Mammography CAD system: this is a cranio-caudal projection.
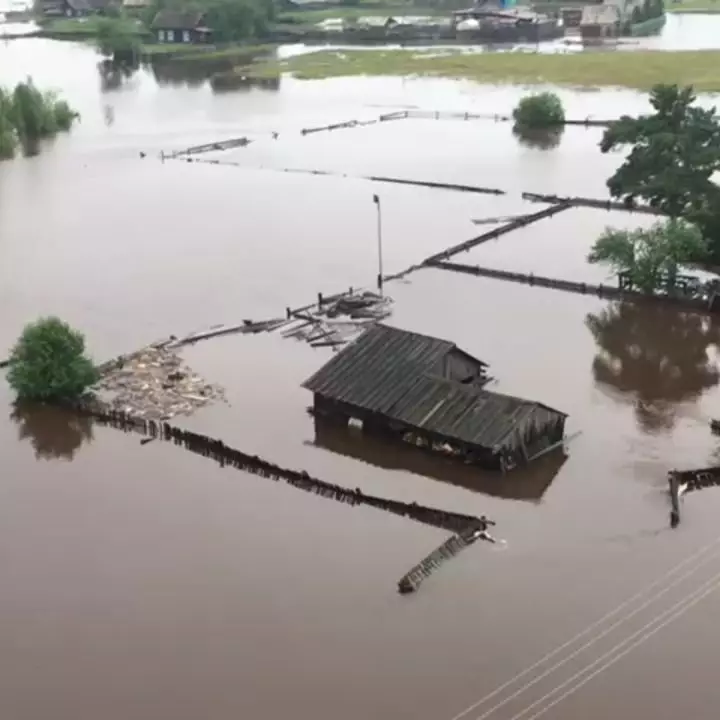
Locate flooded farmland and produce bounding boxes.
[3,32,720,720]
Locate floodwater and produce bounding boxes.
[3,37,720,720]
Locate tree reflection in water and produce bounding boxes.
[586,302,720,432]
[11,402,94,461]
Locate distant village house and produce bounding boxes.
[41,0,116,17]
[150,10,211,44]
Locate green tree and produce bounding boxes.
[587,219,707,293]
[512,92,565,132]
[204,0,272,41]
[9,79,79,154]
[7,317,99,403]
[0,87,16,159]
[95,17,142,62]
[600,84,720,253]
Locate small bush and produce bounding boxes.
[7,317,99,403]
[512,92,565,132]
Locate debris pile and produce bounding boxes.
[94,345,225,420]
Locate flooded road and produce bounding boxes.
[2,37,720,720]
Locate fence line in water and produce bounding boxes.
[426,260,720,314]
[166,155,667,221]
[166,109,615,157]
[70,400,493,592]
[423,202,572,264]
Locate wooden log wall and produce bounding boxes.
[70,399,489,537]
[427,260,718,314]
[397,522,492,594]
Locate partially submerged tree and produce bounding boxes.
[587,219,707,294]
[600,83,720,259]
[7,317,98,403]
[0,79,79,158]
[512,92,565,132]
[95,17,142,65]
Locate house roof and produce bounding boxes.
[303,324,565,452]
[151,10,205,30]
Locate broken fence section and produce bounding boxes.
[398,522,497,594]
[423,202,572,265]
[69,400,492,592]
[668,466,720,527]
[522,192,665,216]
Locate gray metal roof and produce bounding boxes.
[151,10,206,30]
[303,324,566,451]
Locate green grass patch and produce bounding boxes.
[40,16,145,37]
[668,0,720,11]
[267,49,720,92]
[277,3,445,24]
[141,42,275,61]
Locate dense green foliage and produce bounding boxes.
[7,318,98,403]
[512,92,565,132]
[0,79,78,159]
[631,0,665,23]
[598,83,720,265]
[95,17,143,61]
[587,220,707,293]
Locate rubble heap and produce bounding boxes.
[93,345,225,421]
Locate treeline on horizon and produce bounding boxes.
[0,79,78,160]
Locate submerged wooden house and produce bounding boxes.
[302,324,567,472]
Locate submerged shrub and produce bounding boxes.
[7,317,99,403]
[512,92,566,132]
[0,87,16,159]
[0,79,78,159]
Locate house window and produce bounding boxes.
[158,30,165,42]
[183,30,190,43]
[166,29,175,42]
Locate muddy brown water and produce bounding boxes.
[3,38,720,720]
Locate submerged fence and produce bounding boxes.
[427,260,720,314]
[69,399,493,592]
[423,202,572,264]
[166,109,616,158]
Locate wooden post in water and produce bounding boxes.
[374,193,384,295]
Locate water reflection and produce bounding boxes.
[586,303,720,432]
[98,58,138,93]
[11,402,94,461]
[149,58,281,93]
[311,419,567,502]
[512,126,564,151]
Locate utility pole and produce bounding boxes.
[373,194,383,295]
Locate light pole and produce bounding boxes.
[373,193,383,295]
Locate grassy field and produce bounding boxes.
[141,43,275,61]
[40,16,145,37]
[278,5,446,24]
[668,0,720,11]
[267,49,720,91]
